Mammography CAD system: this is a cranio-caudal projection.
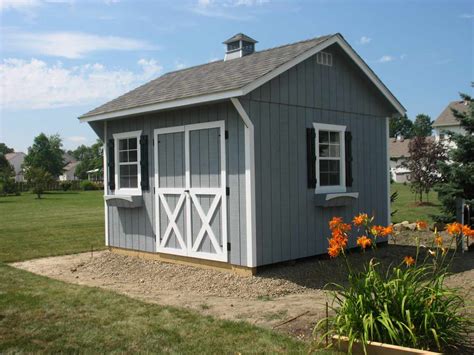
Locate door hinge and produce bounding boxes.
[227,242,231,251]
[225,130,229,140]
[226,187,230,196]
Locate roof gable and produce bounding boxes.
[433,101,468,127]
[80,33,405,122]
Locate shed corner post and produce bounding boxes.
[230,97,257,268]
[103,120,109,246]
[386,116,391,226]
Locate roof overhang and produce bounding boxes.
[79,34,405,123]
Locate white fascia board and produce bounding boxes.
[79,88,244,123]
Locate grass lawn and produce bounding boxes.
[391,183,442,224]
[0,190,317,352]
[0,263,305,353]
[0,191,105,262]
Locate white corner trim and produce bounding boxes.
[103,120,109,246]
[79,35,405,123]
[325,192,359,201]
[231,98,256,268]
[386,117,391,225]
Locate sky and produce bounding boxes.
[0,0,472,153]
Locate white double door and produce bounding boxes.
[154,121,228,262]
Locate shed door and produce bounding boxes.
[155,121,227,262]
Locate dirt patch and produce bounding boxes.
[11,230,474,341]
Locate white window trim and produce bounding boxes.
[313,122,346,194]
[113,130,142,196]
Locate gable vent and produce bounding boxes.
[316,52,333,66]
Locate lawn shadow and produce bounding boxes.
[256,243,474,291]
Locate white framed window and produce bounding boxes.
[113,130,142,195]
[313,123,346,194]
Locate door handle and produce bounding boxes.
[184,189,190,193]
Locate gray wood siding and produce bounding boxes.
[104,102,247,266]
[243,43,392,266]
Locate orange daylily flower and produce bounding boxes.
[404,256,415,266]
[381,225,393,236]
[353,213,369,227]
[462,225,474,238]
[329,217,344,230]
[446,222,463,236]
[370,225,385,237]
[327,217,351,258]
[434,235,443,247]
[356,235,372,249]
[416,220,428,230]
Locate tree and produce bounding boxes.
[436,92,474,222]
[389,114,413,138]
[412,114,433,137]
[71,140,103,180]
[403,136,446,203]
[0,153,15,194]
[0,143,14,155]
[24,133,65,178]
[24,167,54,199]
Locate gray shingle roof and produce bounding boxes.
[433,101,468,127]
[81,34,333,118]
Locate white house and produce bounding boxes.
[433,100,468,141]
[389,137,411,183]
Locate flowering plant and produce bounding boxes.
[315,214,473,354]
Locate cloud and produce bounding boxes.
[192,0,269,19]
[0,0,41,12]
[3,30,157,59]
[0,58,163,110]
[377,55,395,63]
[358,36,372,45]
[459,13,474,19]
[67,136,87,143]
[175,61,187,70]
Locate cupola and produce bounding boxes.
[223,33,257,61]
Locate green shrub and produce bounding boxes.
[24,167,54,199]
[60,181,73,191]
[315,216,473,353]
[80,180,98,191]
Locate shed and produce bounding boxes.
[79,33,405,274]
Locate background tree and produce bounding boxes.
[24,133,65,178]
[0,143,14,155]
[436,92,474,222]
[412,114,433,137]
[0,152,16,194]
[71,140,103,180]
[403,136,446,203]
[389,114,413,138]
[24,167,54,199]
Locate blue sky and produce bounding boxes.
[0,0,472,152]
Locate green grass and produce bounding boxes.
[0,191,105,262]
[391,183,442,224]
[0,263,305,353]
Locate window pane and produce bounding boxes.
[128,138,137,150]
[319,131,329,143]
[329,145,340,158]
[119,151,128,163]
[120,176,129,188]
[329,160,340,173]
[330,132,340,144]
[329,172,340,185]
[319,144,329,157]
[120,165,130,177]
[129,150,137,162]
[129,164,138,176]
[129,176,138,188]
[320,160,329,172]
[119,139,128,151]
[320,173,330,186]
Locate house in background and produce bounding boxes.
[389,137,412,183]
[79,33,405,273]
[433,100,468,141]
[5,152,26,182]
[59,160,80,181]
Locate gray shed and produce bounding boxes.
[80,33,405,274]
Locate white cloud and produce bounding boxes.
[3,30,157,59]
[175,61,187,70]
[377,55,395,63]
[358,36,371,45]
[67,136,87,143]
[0,58,163,110]
[0,0,41,12]
[192,0,269,19]
[459,13,474,19]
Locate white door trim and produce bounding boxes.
[230,98,257,267]
[154,121,228,262]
